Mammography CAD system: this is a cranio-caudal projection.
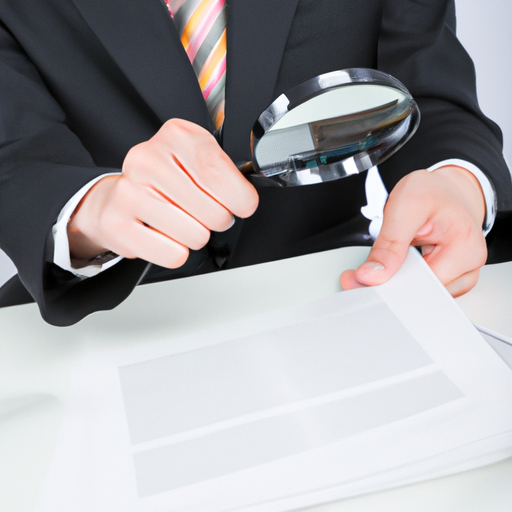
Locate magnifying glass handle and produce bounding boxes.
[238,161,254,176]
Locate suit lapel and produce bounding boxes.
[223,0,300,161]
[70,0,299,153]
[70,0,212,128]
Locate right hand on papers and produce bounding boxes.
[340,166,488,297]
[67,119,259,269]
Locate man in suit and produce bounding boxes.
[0,0,510,325]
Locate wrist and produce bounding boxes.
[67,176,116,263]
[427,160,496,235]
[427,165,486,229]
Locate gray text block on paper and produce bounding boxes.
[119,293,433,445]
[133,372,462,497]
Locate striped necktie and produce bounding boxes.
[165,0,227,130]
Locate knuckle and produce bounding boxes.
[194,148,228,180]
[394,169,425,190]
[161,118,185,138]
[123,143,153,179]
[372,237,403,259]
[124,143,144,167]
[109,179,141,216]
[161,118,208,141]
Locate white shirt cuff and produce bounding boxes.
[52,173,123,278]
[427,159,497,236]
[52,160,497,278]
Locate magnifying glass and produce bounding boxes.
[239,68,420,186]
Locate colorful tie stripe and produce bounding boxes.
[166,0,226,129]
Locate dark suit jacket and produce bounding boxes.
[0,0,510,325]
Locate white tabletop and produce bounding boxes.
[1,247,511,512]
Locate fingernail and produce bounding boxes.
[362,261,385,272]
[416,221,433,238]
[421,244,435,257]
[228,215,235,229]
[219,216,235,232]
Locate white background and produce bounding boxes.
[456,0,512,166]
[0,0,510,286]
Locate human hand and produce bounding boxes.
[340,166,488,297]
[68,119,259,269]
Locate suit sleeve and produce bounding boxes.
[376,0,512,212]
[0,19,149,325]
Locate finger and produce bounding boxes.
[124,141,236,232]
[134,194,211,251]
[420,244,435,257]
[420,232,487,287]
[146,168,235,233]
[339,269,367,291]
[110,220,191,269]
[352,189,431,287]
[415,221,434,239]
[155,119,259,219]
[445,268,480,297]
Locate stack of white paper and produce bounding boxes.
[35,249,512,512]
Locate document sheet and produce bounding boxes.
[35,249,512,512]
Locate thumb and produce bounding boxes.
[339,234,410,291]
[341,201,432,290]
[351,235,410,287]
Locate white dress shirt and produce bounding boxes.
[52,159,497,278]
